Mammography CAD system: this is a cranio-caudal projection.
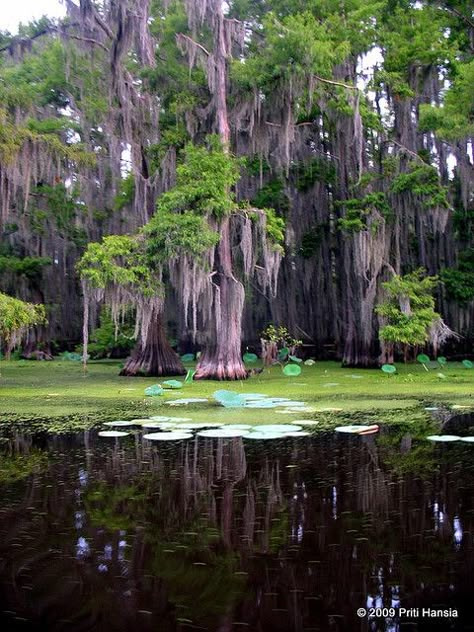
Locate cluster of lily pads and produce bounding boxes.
[212,390,316,413]
[98,417,315,441]
[426,435,474,443]
[381,355,473,376]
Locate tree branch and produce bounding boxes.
[314,75,358,90]
[176,33,210,57]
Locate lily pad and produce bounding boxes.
[292,420,319,426]
[426,435,461,442]
[162,380,183,389]
[143,432,193,441]
[335,425,372,434]
[98,431,130,438]
[284,431,311,437]
[254,424,303,433]
[213,390,245,408]
[417,353,430,364]
[244,401,278,409]
[304,359,316,366]
[462,359,473,369]
[223,424,252,430]
[197,429,250,438]
[381,364,396,374]
[243,352,258,363]
[166,398,208,404]
[437,356,447,365]
[144,384,164,397]
[181,353,195,362]
[240,393,267,400]
[283,364,302,377]
[245,432,286,440]
[178,422,224,429]
[278,347,289,360]
[141,422,180,429]
[103,420,137,427]
[288,355,302,363]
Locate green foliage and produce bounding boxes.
[261,207,285,247]
[29,183,89,246]
[0,292,46,350]
[0,256,51,279]
[441,249,474,305]
[243,155,271,177]
[252,179,290,215]
[291,158,336,191]
[337,192,391,233]
[391,164,450,209]
[76,309,135,359]
[145,209,219,262]
[232,11,350,91]
[376,269,439,347]
[419,60,474,141]
[78,235,159,295]
[261,324,301,349]
[113,174,135,211]
[156,137,240,219]
[300,224,325,258]
[146,126,188,174]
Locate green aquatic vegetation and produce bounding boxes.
[0,360,472,433]
[0,450,48,484]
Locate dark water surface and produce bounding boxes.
[0,429,473,632]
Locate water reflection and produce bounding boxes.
[0,430,473,631]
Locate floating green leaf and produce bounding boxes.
[462,359,473,369]
[417,353,430,364]
[437,356,447,365]
[243,352,258,363]
[381,364,396,374]
[283,364,301,376]
[162,380,183,389]
[213,390,245,408]
[335,425,372,434]
[197,429,250,438]
[288,355,302,363]
[255,424,302,433]
[181,353,195,362]
[144,384,164,397]
[278,347,289,360]
[98,430,130,438]
[103,421,138,427]
[143,432,192,441]
[304,359,316,366]
[426,435,460,442]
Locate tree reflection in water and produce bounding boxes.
[0,429,473,631]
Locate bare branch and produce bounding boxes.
[176,33,210,57]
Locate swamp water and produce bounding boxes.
[0,427,473,632]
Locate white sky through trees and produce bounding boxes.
[0,0,66,33]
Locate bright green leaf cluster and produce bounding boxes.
[376,269,440,346]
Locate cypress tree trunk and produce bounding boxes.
[195,217,248,380]
[193,2,248,380]
[120,305,185,377]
